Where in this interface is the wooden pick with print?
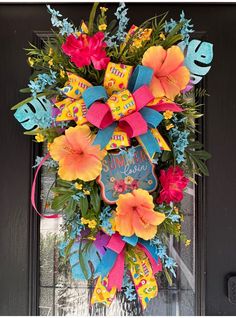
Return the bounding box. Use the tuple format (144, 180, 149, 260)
(97, 145, 158, 204)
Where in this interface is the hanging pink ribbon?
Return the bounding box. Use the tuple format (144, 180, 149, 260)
(107, 251, 125, 291)
(106, 233, 126, 291)
(31, 153, 60, 219)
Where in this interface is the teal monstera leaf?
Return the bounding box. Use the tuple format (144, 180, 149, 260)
(179, 39, 213, 84)
(14, 96, 52, 130)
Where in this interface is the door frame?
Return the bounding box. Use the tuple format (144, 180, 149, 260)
(3, 3, 236, 315)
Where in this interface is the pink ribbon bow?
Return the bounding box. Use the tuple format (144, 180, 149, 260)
(94, 232, 162, 291)
(86, 85, 154, 138)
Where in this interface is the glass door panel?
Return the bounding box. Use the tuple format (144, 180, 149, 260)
(39, 165, 196, 316)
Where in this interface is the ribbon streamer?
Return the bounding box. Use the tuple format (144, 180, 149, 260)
(91, 232, 162, 308)
(54, 73, 92, 125)
(127, 246, 159, 309)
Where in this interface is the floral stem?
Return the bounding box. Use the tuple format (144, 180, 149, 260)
(88, 2, 99, 35)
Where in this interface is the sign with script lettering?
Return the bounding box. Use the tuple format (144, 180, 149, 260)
(98, 145, 158, 204)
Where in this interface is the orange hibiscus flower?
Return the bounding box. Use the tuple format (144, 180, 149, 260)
(49, 125, 106, 181)
(142, 45, 190, 100)
(114, 189, 165, 240)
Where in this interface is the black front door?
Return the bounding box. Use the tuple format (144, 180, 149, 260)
(1, 3, 236, 315)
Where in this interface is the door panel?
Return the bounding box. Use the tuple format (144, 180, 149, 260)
(0, 3, 236, 315)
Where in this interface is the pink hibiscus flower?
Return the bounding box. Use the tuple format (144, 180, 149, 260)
(114, 180, 127, 194)
(157, 166, 188, 204)
(130, 179, 139, 190)
(62, 32, 110, 70)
